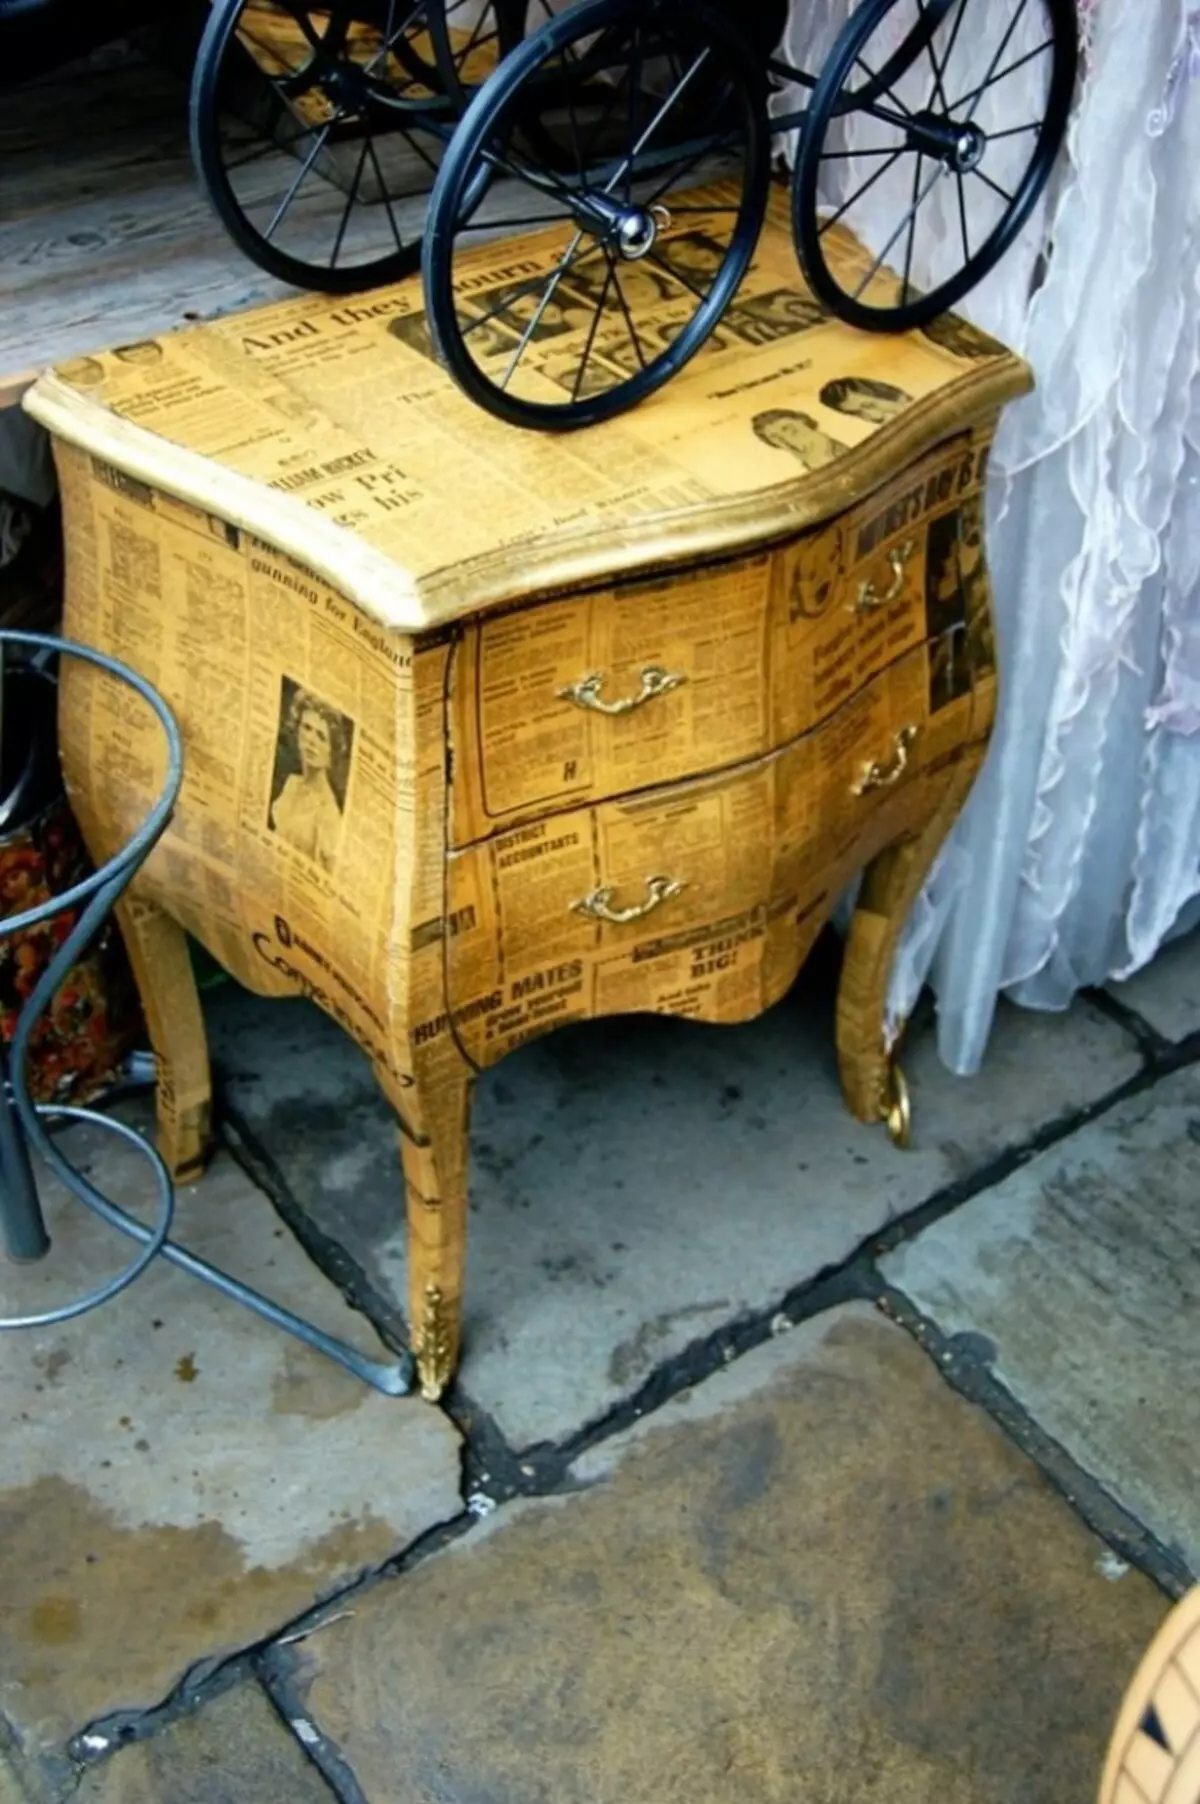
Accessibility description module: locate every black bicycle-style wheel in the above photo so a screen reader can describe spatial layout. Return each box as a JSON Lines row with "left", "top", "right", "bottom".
{"left": 191, "top": 0, "right": 525, "bottom": 292}
{"left": 792, "top": 0, "right": 1078, "bottom": 332}
{"left": 423, "top": 0, "right": 772, "bottom": 431}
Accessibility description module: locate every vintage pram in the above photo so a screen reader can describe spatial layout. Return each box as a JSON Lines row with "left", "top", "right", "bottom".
{"left": 191, "top": 0, "right": 1077, "bottom": 427}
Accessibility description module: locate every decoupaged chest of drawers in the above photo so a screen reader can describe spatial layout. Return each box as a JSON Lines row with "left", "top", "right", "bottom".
{"left": 26, "top": 194, "right": 1029, "bottom": 1399}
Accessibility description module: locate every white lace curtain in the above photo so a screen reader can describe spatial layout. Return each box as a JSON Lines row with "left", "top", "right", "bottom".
{"left": 777, "top": 0, "right": 1200, "bottom": 1072}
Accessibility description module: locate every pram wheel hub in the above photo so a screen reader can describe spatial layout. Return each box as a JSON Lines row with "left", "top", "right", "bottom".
{"left": 905, "top": 113, "right": 986, "bottom": 173}
{"left": 572, "top": 195, "right": 668, "bottom": 260}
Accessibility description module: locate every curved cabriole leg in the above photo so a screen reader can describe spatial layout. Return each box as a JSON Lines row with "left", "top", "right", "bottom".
{"left": 115, "top": 895, "right": 213, "bottom": 1183}
{"left": 836, "top": 755, "right": 985, "bottom": 1147}
{"left": 398, "top": 1067, "right": 474, "bottom": 1402}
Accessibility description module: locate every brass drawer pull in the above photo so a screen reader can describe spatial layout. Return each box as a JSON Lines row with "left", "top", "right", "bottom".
{"left": 572, "top": 874, "right": 686, "bottom": 925}
{"left": 852, "top": 725, "right": 919, "bottom": 797}
{"left": 856, "top": 539, "right": 915, "bottom": 613}
{"left": 557, "top": 665, "right": 686, "bottom": 716}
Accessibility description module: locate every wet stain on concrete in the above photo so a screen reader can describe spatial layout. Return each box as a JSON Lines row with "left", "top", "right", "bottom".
{"left": 32, "top": 1348, "right": 73, "bottom": 1387}
{"left": 270, "top": 1347, "right": 371, "bottom": 1422}
{"left": 0, "top": 1476, "right": 402, "bottom": 1754}
{"left": 28, "top": 1596, "right": 82, "bottom": 1647}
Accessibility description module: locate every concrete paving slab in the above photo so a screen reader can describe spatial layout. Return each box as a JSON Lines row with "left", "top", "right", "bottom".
{"left": 1109, "top": 927, "right": 1200, "bottom": 1042}
{"left": 288, "top": 1305, "right": 1168, "bottom": 1804}
{"left": 0, "top": 1108, "right": 461, "bottom": 1759}
{"left": 211, "top": 975, "right": 1140, "bottom": 1449}
{"left": 882, "top": 1069, "right": 1200, "bottom": 1575}
{"left": 75, "top": 1684, "right": 334, "bottom": 1803}
{"left": 0, "top": 1754, "right": 30, "bottom": 1804}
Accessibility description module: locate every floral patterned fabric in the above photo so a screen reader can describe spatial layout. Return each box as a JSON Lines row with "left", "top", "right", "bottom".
{"left": 0, "top": 797, "right": 140, "bottom": 1103}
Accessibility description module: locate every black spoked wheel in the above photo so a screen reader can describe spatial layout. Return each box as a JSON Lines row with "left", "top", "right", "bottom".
{"left": 792, "top": 0, "right": 1078, "bottom": 332}
{"left": 423, "top": 0, "right": 771, "bottom": 431}
{"left": 191, "top": 0, "right": 524, "bottom": 292}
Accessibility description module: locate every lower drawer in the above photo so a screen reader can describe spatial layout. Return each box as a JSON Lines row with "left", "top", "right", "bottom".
{"left": 442, "top": 637, "right": 981, "bottom": 1065}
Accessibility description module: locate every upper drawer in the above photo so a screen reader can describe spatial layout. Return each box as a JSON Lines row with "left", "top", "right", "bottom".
{"left": 449, "top": 428, "right": 993, "bottom": 846}
{"left": 449, "top": 551, "right": 773, "bottom": 845}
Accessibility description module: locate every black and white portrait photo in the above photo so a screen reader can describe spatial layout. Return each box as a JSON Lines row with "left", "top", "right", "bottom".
{"left": 267, "top": 679, "right": 354, "bottom": 874}
{"left": 925, "top": 510, "right": 968, "bottom": 640}
{"left": 819, "top": 376, "right": 912, "bottom": 426}
{"left": 751, "top": 407, "right": 846, "bottom": 472}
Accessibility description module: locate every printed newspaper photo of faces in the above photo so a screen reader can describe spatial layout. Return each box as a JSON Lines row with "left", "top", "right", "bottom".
{"left": 819, "top": 377, "right": 912, "bottom": 428}
{"left": 919, "top": 313, "right": 1009, "bottom": 363}
{"left": 268, "top": 677, "right": 356, "bottom": 875}
{"left": 928, "top": 627, "right": 972, "bottom": 715}
{"left": 752, "top": 408, "right": 847, "bottom": 474}
{"left": 925, "top": 510, "right": 969, "bottom": 640}
{"left": 924, "top": 510, "right": 973, "bottom": 717}
{"left": 959, "top": 495, "right": 997, "bottom": 678}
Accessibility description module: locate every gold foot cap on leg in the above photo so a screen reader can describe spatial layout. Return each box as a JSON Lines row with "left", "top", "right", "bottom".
{"left": 882, "top": 1063, "right": 912, "bottom": 1150}
{"left": 415, "top": 1282, "right": 453, "bottom": 1404}
{"left": 417, "top": 1362, "right": 448, "bottom": 1405}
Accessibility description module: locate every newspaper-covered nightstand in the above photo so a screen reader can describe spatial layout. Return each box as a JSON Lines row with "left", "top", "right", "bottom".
{"left": 25, "top": 190, "right": 1030, "bottom": 1400}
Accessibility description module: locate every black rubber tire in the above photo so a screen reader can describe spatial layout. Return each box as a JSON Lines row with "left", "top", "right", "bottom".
{"left": 190, "top": 0, "right": 522, "bottom": 292}
{"left": 422, "top": 0, "right": 771, "bottom": 431}
{"left": 792, "top": 0, "right": 1078, "bottom": 332}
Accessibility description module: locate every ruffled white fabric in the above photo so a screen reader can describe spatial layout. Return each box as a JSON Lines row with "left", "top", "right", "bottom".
{"left": 777, "top": 0, "right": 1200, "bottom": 1072}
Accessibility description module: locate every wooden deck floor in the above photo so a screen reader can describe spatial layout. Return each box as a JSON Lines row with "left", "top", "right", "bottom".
{"left": 0, "top": 42, "right": 298, "bottom": 408}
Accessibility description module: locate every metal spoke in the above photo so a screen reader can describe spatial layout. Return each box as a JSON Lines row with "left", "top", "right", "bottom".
{"left": 456, "top": 209, "right": 573, "bottom": 231}
{"left": 394, "top": 124, "right": 442, "bottom": 179}
{"left": 971, "top": 0, "right": 1032, "bottom": 112}
{"left": 362, "top": 0, "right": 427, "bottom": 81}
{"left": 901, "top": 150, "right": 923, "bottom": 304}
{"left": 498, "top": 230, "right": 586, "bottom": 390}
{"left": 608, "top": 258, "right": 648, "bottom": 370}
{"left": 262, "top": 119, "right": 335, "bottom": 241}
{"left": 572, "top": 261, "right": 615, "bottom": 401}
{"left": 460, "top": 241, "right": 604, "bottom": 338}
{"left": 819, "top": 144, "right": 902, "bottom": 161}
{"left": 557, "top": 30, "right": 587, "bottom": 180}
{"left": 851, "top": 98, "right": 924, "bottom": 132}
{"left": 625, "top": 25, "right": 641, "bottom": 205}
{"left": 329, "top": 133, "right": 370, "bottom": 268}
{"left": 601, "top": 45, "right": 713, "bottom": 200}
{"left": 971, "top": 166, "right": 1015, "bottom": 205}
{"left": 577, "top": 39, "right": 633, "bottom": 165}
{"left": 454, "top": 5, "right": 494, "bottom": 77}
{"left": 642, "top": 127, "right": 740, "bottom": 209}
{"left": 818, "top": 146, "right": 904, "bottom": 235}
{"left": 955, "top": 168, "right": 971, "bottom": 262}
{"left": 915, "top": 0, "right": 953, "bottom": 117}
{"left": 476, "top": 141, "right": 583, "bottom": 208}
{"left": 939, "top": 0, "right": 970, "bottom": 83}
{"left": 854, "top": 52, "right": 913, "bottom": 117}
{"left": 852, "top": 155, "right": 946, "bottom": 298}
{"left": 646, "top": 249, "right": 709, "bottom": 306}
{"left": 237, "top": 26, "right": 304, "bottom": 75}
{"left": 987, "top": 119, "right": 1044, "bottom": 139}
{"left": 951, "top": 38, "right": 1054, "bottom": 114}
{"left": 224, "top": 135, "right": 289, "bottom": 172}
{"left": 371, "top": 0, "right": 399, "bottom": 76}
{"left": 954, "top": 0, "right": 1041, "bottom": 122}
{"left": 366, "top": 134, "right": 405, "bottom": 253}
{"left": 281, "top": 5, "right": 326, "bottom": 58}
